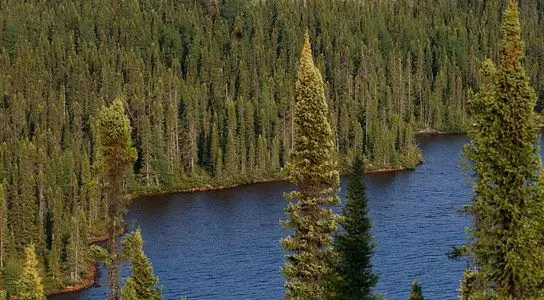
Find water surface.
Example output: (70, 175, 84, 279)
(53, 135, 477, 300)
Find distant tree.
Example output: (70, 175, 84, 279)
(408, 280, 423, 300)
(333, 155, 378, 299)
(9, 141, 40, 252)
(99, 98, 137, 300)
(16, 244, 44, 300)
(224, 100, 239, 177)
(66, 210, 88, 283)
(0, 181, 6, 269)
(281, 33, 340, 299)
(121, 229, 161, 300)
(462, 1, 544, 298)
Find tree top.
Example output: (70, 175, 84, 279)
(500, 0, 523, 70)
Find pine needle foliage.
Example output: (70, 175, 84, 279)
(462, 0, 544, 298)
(120, 277, 139, 300)
(99, 98, 137, 300)
(333, 155, 378, 299)
(121, 229, 161, 300)
(408, 280, 424, 300)
(16, 244, 44, 300)
(281, 33, 341, 299)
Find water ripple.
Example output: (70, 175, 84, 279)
(51, 135, 487, 300)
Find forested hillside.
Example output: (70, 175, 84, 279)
(0, 0, 543, 295)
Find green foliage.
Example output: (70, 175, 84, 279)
(409, 280, 424, 300)
(16, 244, 44, 300)
(1, 256, 21, 296)
(65, 211, 89, 283)
(8, 141, 41, 252)
(281, 34, 340, 300)
(121, 229, 161, 300)
(99, 98, 137, 300)
(120, 277, 139, 300)
(0, 0, 542, 294)
(462, 1, 544, 298)
(0, 182, 6, 270)
(459, 269, 490, 300)
(99, 98, 138, 172)
(333, 155, 378, 300)
(89, 245, 111, 266)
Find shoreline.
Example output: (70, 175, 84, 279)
(46, 230, 126, 298)
(139, 177, 288, 197)
(366, 167, 414, 174)
(49, 161, 425, 297)
(46, 263, 97, 297)
(415, 129, 465, 136)
(137, 163, 424, 199)
(138, 166, 416, 198)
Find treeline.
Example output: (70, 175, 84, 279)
(0, 0, 543, 296)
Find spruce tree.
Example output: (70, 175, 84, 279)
(120, 277, 139, 300)
(408, 280, 424, 300)
(281, 33, 340, 299)
(462, 0, 544, 298)
(121, 229, 161, 300)
(0, 181, 6, 269)
(334, 155, 377, 299)
(99, 98, 137, 300)
(16, 244, 44, 300)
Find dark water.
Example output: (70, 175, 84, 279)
(52, 135, 476, 300)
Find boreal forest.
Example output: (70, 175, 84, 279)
(0, 0, 544, 298)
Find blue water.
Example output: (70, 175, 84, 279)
(52, 135, 476, 300)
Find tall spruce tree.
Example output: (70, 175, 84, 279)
(281, 33, 341, 299)
(16, 244, 44, 300)
(462, 0, 544, 298)
(334, 155, 377, 299)
(408, 280, 424, 300)
(121, 229, 161, 300)
(99, 98, 137, 300)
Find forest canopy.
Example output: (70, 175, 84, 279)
(0, 0, 543, 295)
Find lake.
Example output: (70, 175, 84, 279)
(52, 134, 476, 300)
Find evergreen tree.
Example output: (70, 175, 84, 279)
(121, 229, 161, 300)
(408, 280, 424, 300)
(99, 98, 137, 300)
(0, 182, 6, 269)
(138, 115, 156, 188)
(16, 244, 44, 300)
(224, 100, 239, 177)
(462, 0, 544, 298)
(1, 0, 544, 293)
(333, 155, 377, 299)
(10, 141, 40, 252)
(66, 210, 88, 283)
(281, 34, 340, 299)
(120, 277, 139, 300)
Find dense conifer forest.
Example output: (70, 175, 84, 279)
(0, 0, 544, 297)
